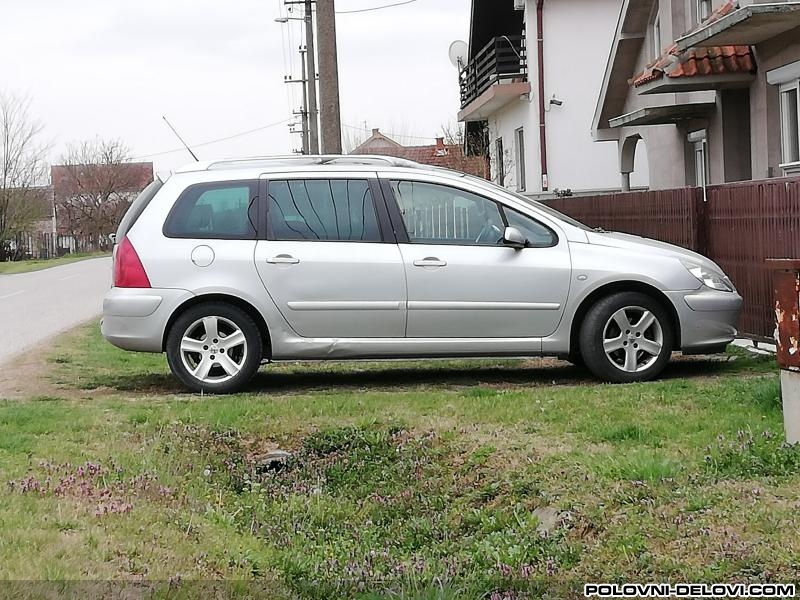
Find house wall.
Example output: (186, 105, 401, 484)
(750, 27, 800, 179)
(487, 99, 530, 190)
(481, 0, 642, 196)
(542, 0, 624, 194)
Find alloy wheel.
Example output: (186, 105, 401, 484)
(179, 316, 248, 384)
(602, 306, 664, 373)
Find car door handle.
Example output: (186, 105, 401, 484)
(267, 254, 300, 265)
(413, 257, 447, 268)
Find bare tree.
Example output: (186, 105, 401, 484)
(437, 121, 491, 180)
(56, 139, 149, 248)
(0, 92, 49, 257)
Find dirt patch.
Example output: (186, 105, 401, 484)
(0, 345, 73, 400)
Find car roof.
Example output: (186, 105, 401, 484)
(174, 154, 438, 174)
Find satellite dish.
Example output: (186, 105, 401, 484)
(448, 40, 469, 70)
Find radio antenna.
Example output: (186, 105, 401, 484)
(162, 115, 199, 162)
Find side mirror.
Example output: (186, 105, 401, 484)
(503, 226, 528, 250)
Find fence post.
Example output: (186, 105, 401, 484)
(694, 186, 709, 256)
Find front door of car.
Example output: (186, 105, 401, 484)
(253, 174, 407, 339)
(382, 177, 571, 338)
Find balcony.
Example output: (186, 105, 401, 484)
(458, 35, 530, 123)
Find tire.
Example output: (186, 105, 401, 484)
(567, 352, 585, 368)
(166, 302, 263, 394)
(579, 292, 674, 384)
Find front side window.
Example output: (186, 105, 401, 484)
(267, 179, 381, 242)
(165, 181, 257, 239)
(505, 208, 557, 248)
(391, 181, 505, 246)
(780, 82, 800, 164)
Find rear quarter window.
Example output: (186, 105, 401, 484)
(116, 178, 163, 240)
(164, 180, 258, 239)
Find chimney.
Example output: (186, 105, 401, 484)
(372, 128, 380, 136)
(434, 137, 448, 157)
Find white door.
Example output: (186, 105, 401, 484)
(385, 178, 571, 339)
(254, 175, 406, 339)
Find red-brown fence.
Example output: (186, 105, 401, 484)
(547, 177, 800, 340)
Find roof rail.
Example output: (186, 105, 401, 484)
(203, 154, 426, 171)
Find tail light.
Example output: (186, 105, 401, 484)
(113, 236, 151, 288)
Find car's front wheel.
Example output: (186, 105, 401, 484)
(166, 302, 262, 394)
(579, 292, 674, 383)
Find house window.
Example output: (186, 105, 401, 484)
(515, 127, 527, 192)
(780, 81, 800, 164)
(696, 0, 712, 23)
(495, 137, 505, 186)
(688, 130, 708, 187)
(652, 15, 662, 59)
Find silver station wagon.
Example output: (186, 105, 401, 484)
(102, 155, 742, 393)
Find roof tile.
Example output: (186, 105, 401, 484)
(630, 1, 755, 88)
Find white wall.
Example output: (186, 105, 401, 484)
(483, 0, 650, 195)
(542, 0, 629, 193)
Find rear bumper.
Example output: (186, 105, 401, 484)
(101, 287, 193, 352)
(666, 289, 743, 353)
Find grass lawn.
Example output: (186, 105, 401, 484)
(0, 252, 110, 275)
(0, 323, 796, 598)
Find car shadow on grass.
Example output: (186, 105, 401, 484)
(95, 355, 750, 396)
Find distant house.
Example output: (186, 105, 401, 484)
(594, 0, 800, 190)
(351, 128, 490, 179)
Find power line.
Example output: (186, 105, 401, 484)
(336, 0, 418, 14)
(133, 117, 295, 160)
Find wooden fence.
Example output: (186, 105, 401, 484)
(547, 178, 800, 340)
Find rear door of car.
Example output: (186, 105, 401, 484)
(253, 171, 407, 339)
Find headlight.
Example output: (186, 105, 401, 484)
(681, 261, 734, 292)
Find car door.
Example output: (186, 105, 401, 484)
(381, 174, 571, 339)
(253, 172, 407, 339)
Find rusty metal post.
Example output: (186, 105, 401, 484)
(768, 259, 800, 443)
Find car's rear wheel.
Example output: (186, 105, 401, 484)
(166, 302, 262, 394)
(579, 292, 673, 383)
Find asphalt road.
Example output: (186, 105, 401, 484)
(0, 257, 112, 366)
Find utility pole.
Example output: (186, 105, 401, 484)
(305, 0, 320, 154)
(316, 0, 342, 154)
(299, 46, 310, 154)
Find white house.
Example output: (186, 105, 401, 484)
(457, 0, 650, 196)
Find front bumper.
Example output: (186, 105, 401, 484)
(665, 288, 743, 353)
(101, 287, 194, 352)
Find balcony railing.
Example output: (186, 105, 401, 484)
(459, 35, 527, 109)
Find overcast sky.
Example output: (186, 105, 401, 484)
(1, 0, 470, 173)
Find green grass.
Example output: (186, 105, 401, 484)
(0, 323, 795, 597)
(0, 252, 109, 275)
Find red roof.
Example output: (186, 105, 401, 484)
(352, 130, 489, 179)
(631, 1, 755, 88)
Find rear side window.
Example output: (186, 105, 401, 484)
(267, 179, 381, 242)
(164, 181, 258, 239)
(116, 178, 162, 240)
